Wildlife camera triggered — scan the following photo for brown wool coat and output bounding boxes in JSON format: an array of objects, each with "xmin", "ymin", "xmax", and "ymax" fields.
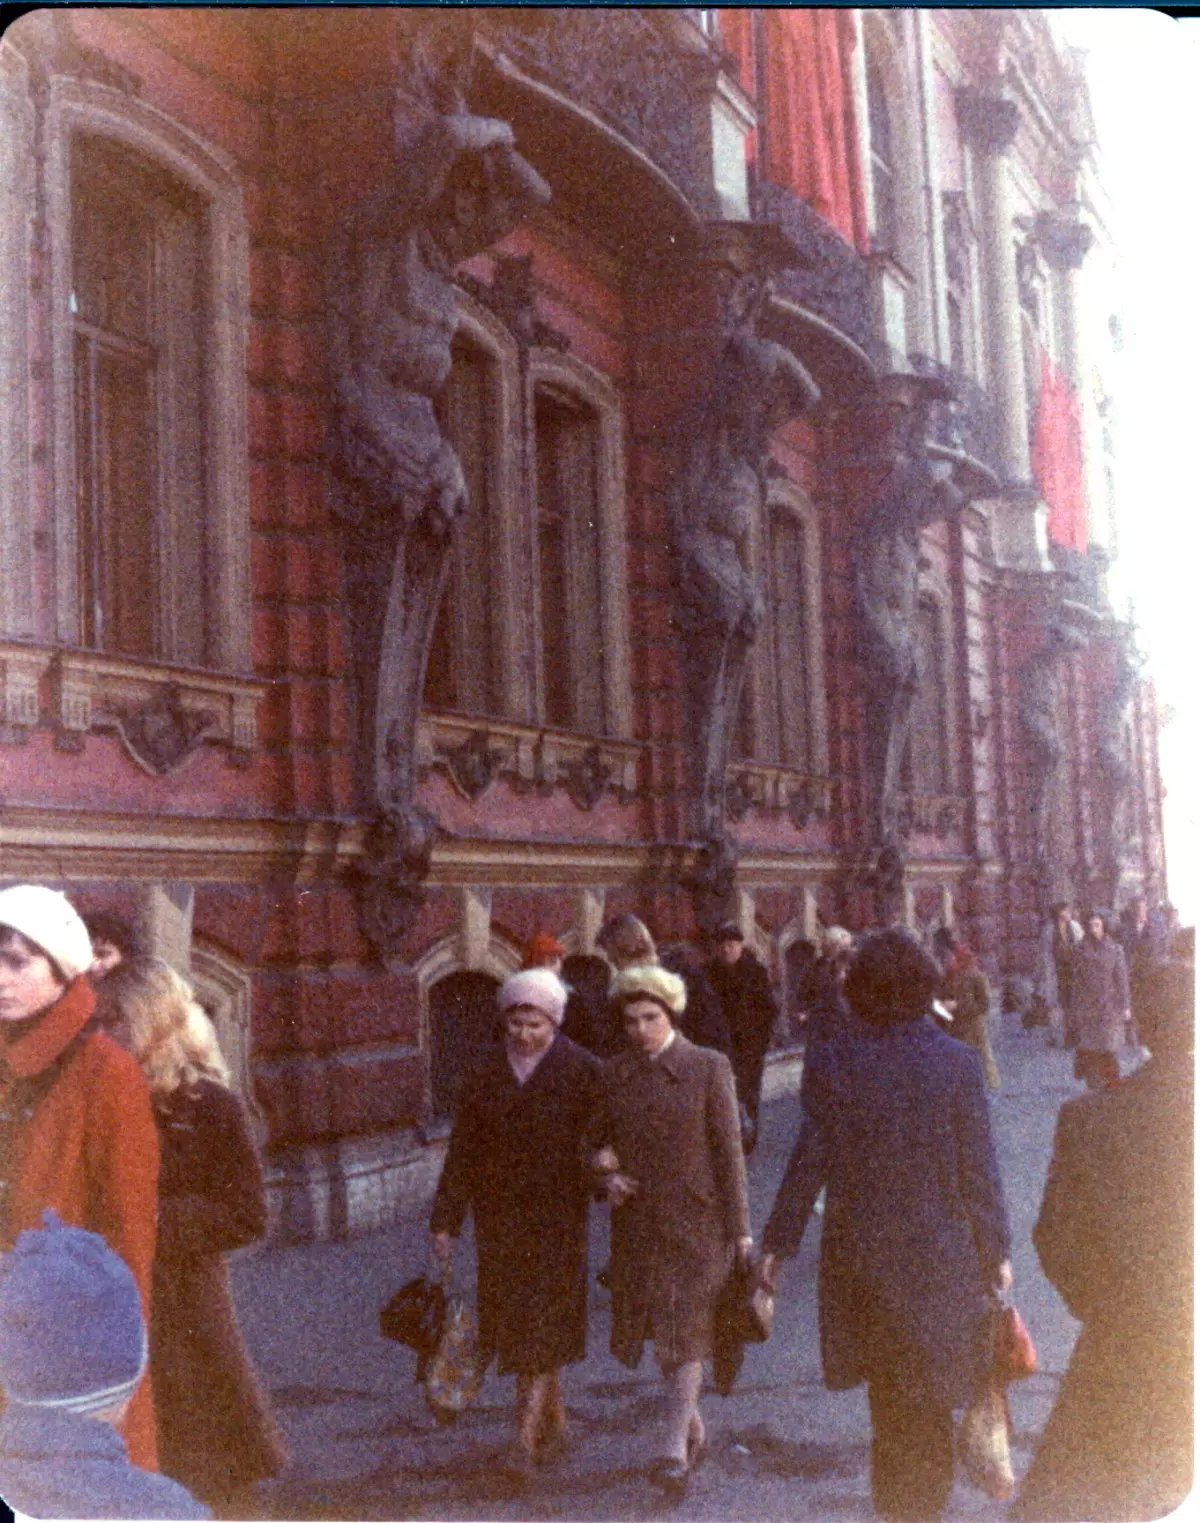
[
  {"xmin": 0, "ymin": 979, "xmax": 160, "ymax": 1470},
  {"xmin": 150, "ymin": 1078, "xmax": 286, "ymax": 1502},
  {"xmin": 590, "ymin": 1034, "xmax": 750, "ymax": 1368}
]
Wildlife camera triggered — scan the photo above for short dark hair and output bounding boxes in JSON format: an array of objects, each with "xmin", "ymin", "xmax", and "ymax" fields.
[
  {"xmin": 715, "ymin": 923, "xmax": 744, "ymax": 943},
  {"xmin": 844, "ymin": 929, "xmax": 940, "ymax": 1026},
  {"xmin": 81, "ymin": 913, "xmax": 136, "ymax": 958}
]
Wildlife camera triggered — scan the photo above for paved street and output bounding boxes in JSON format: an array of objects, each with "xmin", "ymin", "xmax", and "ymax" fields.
[{"xmin": 233, "ymin": 1012, "xmax": 1106, "ymax": 1522}]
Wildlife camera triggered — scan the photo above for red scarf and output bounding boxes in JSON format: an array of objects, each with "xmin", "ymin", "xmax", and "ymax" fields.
[{"xmin": 1, "ymin": 978, "xmax": 96, "ymax": 1085}]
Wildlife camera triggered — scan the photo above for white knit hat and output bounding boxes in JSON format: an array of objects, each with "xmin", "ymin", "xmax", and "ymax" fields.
[
  {"xmin": 0, "ymin": 886, "xmax": 94, "ymax": 981},
  {"xmin": 497, "ymin": 968, "xmax": 568, "ymax": 1026}
]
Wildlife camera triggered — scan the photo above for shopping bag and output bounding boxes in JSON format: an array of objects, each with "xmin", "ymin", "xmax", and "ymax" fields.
[
  {"xmin": 379, "ymin": 1275, "xmax": 446, "ymax": 1364},
  {"xmin": 424, "ymin": 1293, "xmax": 484, "ymax": 1421},
  {"xmin": 958, "ymin": 1376, "xmax": 1014, "ymax": 1500},
  {"xmin": 994, "ymin": 1298, "xmax": 1038, "ymax": 1381}
]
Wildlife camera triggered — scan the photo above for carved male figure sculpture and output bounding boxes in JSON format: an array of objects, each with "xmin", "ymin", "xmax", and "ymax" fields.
[{"xmin": 327, "ymin": 38, "xmax": 549, "ymax": 952}]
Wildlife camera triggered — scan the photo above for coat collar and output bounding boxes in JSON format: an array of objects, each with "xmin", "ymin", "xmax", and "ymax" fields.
[
  {"xmin": 1, "ymin": 979, "xmax": 96, "ymax": 1081},
  {"xmin": 648, "ymin": 1031, "xmax": 694, "ymax": 1081}
]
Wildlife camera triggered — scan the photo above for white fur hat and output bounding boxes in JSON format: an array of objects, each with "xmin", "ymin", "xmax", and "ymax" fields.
[
  {"xmin": 0, "ymin": 886, "xmax": 93, "ymax": 982},
  {"xmin": 497, "ymin": 968, "xmax": 568, "ymax": 1026}
]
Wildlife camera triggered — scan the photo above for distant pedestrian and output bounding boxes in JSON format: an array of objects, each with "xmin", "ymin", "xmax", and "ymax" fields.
[
  {"xmin": 1067, "ymin": 911, "xmax": 1131, "ymax": 1090},
  {"xmin": 761, "ymin": 929, "xmax": 1012, "ymax": 1523},
  {"xmin": 430, "ymin": 969, "xmax": 601, "ymax": 1490},
  {"xmin": 706, "ymin": 922, "xmax": 778, "ymax": 1151},
  {"xmin": 798, "ymin": 926, "xmax": 855, "ymax": 1065},
  {"xmin": 0, "ymin": 884, "xmax": 160, "ymax": 1470},
  {"xmin": 594, "ymin": 915, "xmax": 732, "ymax": 1059},
  {"xmin": 588, "ymin": 965, "xmax": 751, "ymax": 1502},
  {"xmin": 103, "ymin": 957, "xmax": 286, "ymax": 1513},
  {"xmin": 0, "ymin": 1211, "xmax": 209, "ymax": 1520},
  {"xmin": 1038, "ymin": 902, "xmax": 1082, "ymax": 1046},
  {"xmin": 522, "ymin": 932, "xmax": 597, "ymax": 1052},
  {"xmin": 932, "ymin": 927, "xmax": 1000, "ymax": 1091},
  {"xmin": 1013, "ymin": 958, "xmax": 1193, "ymax": 1521},
  {"xmin": 81, "ymin": 911, "xmax": 137, "ymax": 986}
]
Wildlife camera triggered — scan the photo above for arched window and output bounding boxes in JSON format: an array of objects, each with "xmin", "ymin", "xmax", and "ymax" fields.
[
  {"xmin": 736, "ymin": 485, "xmax": 828, "ymax": 775},
  {"xmin": 44, "ymin": 77, "xmax": 251, "ymax": 670},
  {"xmin": 528, "ymin": 350, "xmax": 631, "ymax": 739},
  {"xmin": 71, "ymin": 136, "xmax": 207, "ymax": 660}
]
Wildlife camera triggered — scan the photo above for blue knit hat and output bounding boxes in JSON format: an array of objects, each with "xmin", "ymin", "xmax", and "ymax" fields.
[{"xmin": 0, "ymin": 1210, "xmax": 147, "ymax": 1414}]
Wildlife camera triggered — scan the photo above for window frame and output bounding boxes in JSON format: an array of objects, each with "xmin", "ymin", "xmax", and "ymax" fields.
[
  {"xmin": 525, "ymin": 347, "xmax": 632, "ymax": 739},
  {"xmin": 43, "ymin": 76, "xmax": 251, "ymax": 672},
  {"xmin": 739, "ymin": 479, "xmax": 829, "ymax": 778},
  {"xmin": 902, "ymin": 577, "xmax": 962, "ymax": 805}
]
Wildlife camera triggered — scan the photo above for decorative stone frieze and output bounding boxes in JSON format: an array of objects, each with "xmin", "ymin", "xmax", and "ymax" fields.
[
  {"xmin": 417, "ymin": 711, "xmax": 642, "ymax": 810},
  {"xmin": 725, "ymin": 762, "xmax": 834, "ymax": 830},
  {"xmin": 1034, "ymin": 209, "xmax": 1093, "ymax": 272},
  {"xmin": 0, "ymin": 641, "xmax": 267, "ymax": 763},
  {"xmin": 954, "ymin": 89, "xmax": 1020, "ymax": 156}
]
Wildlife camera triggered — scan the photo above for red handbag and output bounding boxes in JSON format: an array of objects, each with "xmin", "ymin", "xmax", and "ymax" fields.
[{"xmin": 994, "ymin": 1297, "xmax": 1038, "ymax": 1381}]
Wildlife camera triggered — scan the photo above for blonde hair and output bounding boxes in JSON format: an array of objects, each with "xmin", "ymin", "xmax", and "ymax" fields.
[
  {"xmin": 100, "ymin": 955, "xmax": 230, "ymax": 1097},
  {"xmin": 611, "ymin": 964, "xmax": 687, "ymax": 1018}
]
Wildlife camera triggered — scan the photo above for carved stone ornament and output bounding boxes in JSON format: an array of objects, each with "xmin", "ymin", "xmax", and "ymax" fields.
[
  {"xmin": 326, "ymin": 25, "xmax": 550, "ymax": 960},
  {"xmin": 1018, "ymin": 614, "xmax": 1090, "ymax": 876},
  {"xmin": 438, "ymin": 728, "xmax": 505, "ymax": 801},
  {"xmin": 1015, "ymin": 234, "xmax": 1045, "ymax": 320},
  {"xmin": 681, "ymin": 833, "xmax": 740, "ymax": 939},
  {"xmin": 726, "ymin": 771, "xmax": 755, "ymax": 823},
  {"xmin": 111, "ymin": 684, "xmax": 217, "ymax": 777},
  {"xmin": 941, "ymin": 191, "xmax": 973, "ymax": 291},
  {"xmin": 852, "ymin": 372, "xmax": 964, "ymax": 891},
  {"xmin": 1034, "ymin": 209, "xmax": 1094, "ymax": 272},
  {"xmin": 564, "ymin": 745, "xmax": 613, "ymax": 812},
  {"xmin": 1093, "ymin": 628, "xmax": 1141, "ymax": 906},
  {"xmin": 670, "ymin": 222, "xmax": 819, "ymax": 927}
]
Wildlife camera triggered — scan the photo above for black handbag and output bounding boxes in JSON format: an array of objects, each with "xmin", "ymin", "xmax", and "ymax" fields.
[
  {"xmin": 379, "ymin": 1274, "xmax": 447, "ymax": 1381},
  {"xmin": 712, "ymin": 1258, "xmax": 775, "ymax": 1396}
]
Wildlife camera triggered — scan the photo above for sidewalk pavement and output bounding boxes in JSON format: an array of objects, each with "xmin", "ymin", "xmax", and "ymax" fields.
[{"xmin": 231, "ymin": 1015, "xmax": 1110, "ymax": 1522}]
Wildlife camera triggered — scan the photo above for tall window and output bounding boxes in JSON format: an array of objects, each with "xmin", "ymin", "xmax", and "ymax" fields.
[
  {"xmin": 904, "ymin": 596, "xmax": 951, "ymax": 797},
  {"xmin": 760, "ymin": 508, "xmax": 813, "ymax": 768},
  {"xmin": 71, "ymin": 135, "xmax": 207, "ymax": 662},
  {"xmin": 534, "ymin": 387, "xmax": 606, "ymax": 734},
  {"xmin": 867, "ymin": 62, "xmax": 899, "ymax": 256},
  {"xmin": 425, "ymin": 336, "xmax": 504, "ymax": 715}
]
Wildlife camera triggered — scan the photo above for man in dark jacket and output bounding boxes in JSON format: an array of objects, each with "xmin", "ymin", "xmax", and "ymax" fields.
[
  {"xmin": 706, "ymin": 923, "xmax": 778, "ymax": 1151},
  {"xmin": 1013, "ymin": 957, "xmax": 1192, "ymax": 1522}
]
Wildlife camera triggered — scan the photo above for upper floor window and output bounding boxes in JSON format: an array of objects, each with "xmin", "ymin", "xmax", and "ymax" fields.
[
  {"xmin": 72, "ymin": 135, "xmax": 208, "ymax": 661},
  {"xmin": 534, "ymin": 386, "xmax": 607, "ymax": 734},
  {"xmin": 735, "ymin": 485, "xmax": 828, "ymax": 775},
  {"xmin": 903, "ymin": 594, "xmax": 952, "ymax": 798},
  {"xmin": 866, "ymin": 62, "xmax": 899, "ymax": 256}
]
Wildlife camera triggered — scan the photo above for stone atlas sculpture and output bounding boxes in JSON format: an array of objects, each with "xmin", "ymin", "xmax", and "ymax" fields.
[{"xmin": 327, "ymin": 36, "xmax": 549, "ymax": 957}]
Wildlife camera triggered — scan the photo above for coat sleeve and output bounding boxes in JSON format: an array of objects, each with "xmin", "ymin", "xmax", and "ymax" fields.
[
  {"xmin": 86, "ymin": 1042, "xmax": 160, "ymax": 1310},
  {"xmin": 705, "ymin": 1051, "xmax": 751, "ymax": 1242},
  {"xmin": 157, "ymin": 1087, "xmax": 268, "ymax": 1258},
  {"xmin": 1113, "ymin": 944, "xmax": 1131, "ymax": 1012},
  {"xmin": 762, "ymin": 1046, "xmax": 831, "ymax": 1258},
  {"xmin": 1032, "ymin": 1101, "xmax": 1096, "ymax": 1319},
  {"xmin": 953, "ymin": 1051, "xmax": 1010, "ymax": 1276}
]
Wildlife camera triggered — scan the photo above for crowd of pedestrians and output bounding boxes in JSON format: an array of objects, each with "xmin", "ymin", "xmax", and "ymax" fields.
[{"xmin": 0, "ymin": 879, "xmax": 1190, "ymax": 1521}]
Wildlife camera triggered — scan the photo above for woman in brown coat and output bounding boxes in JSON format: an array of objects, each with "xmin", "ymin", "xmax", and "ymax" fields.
[
  {"xmin": 588, "ymin": 965, "xmax": 752, "ymax": 1500},
  {"xmin": 102, "ymin": 957, "xmax": 287, "ymax": 1514}
]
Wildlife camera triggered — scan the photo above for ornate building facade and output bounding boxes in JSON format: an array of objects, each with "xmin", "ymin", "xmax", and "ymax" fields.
[{"xmin": 0, "ymin": 9, "xmax": 1166, "ymax": 1237}]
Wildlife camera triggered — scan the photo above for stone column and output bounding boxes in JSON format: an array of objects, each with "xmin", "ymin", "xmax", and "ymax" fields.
[{"xmin": 136, "ymin": 884, "xmax": 195, "ymax": 976}]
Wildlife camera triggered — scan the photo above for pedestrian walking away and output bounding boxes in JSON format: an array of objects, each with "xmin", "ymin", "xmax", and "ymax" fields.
[
  {"xmin": 430, "ymin": 968, "xmax": 601, "ymax": 1491},
  {"xmin": 707, "ymin": 922, "xmax": 779, "ymax": 1151},
  {"xmin": 101, "ymin": 956, "xmax": 287, "ymax": 1514},
  {"xmin": 587, "ymin": 964, "xmax": 752, "ymax": 1502},
  {"xmin": 760, "ymin": 929, "xmax": 1012, "ymax": 1523},
  {"xmin": 932, "ymin": 926, "xmax": 1001, "ymax": 1091},
  {"xmin": 0, "ymin": 884, "xmax": 160, "ymax": 1471}
]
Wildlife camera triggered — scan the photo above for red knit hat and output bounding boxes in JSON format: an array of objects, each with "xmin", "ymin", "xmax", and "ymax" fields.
[{"xmin": 524, "ymin": 932, "xmax": 566, "ymax": 967}]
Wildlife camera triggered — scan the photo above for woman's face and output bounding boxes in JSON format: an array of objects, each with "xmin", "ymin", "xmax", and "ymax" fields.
[
  {"xmin": 504, "ymin": 1004, "xmax": 557, "ymax": 1057},
  {"xmin": 623, "ymin": 997, "xmax": 673, "ymax": 1055},
  {"xmin": 0, "ymin": 931, "xmax": 67, "ymax": 1023}
]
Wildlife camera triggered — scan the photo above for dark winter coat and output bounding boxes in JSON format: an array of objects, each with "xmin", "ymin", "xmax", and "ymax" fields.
[
  {"xmin": 707, "ymin": 952, "xmax": 778, "ymax": 1112},
  {"xmin": 0, "ymin": 1405, "xmax": 209, "ymax": 1520},
  {"xmin": 762, "ymin": 1014, "xmax": 1010, "ymax": 1409},
  {"xmin": 430, "ymin": 1034, "xmax": 601, "ymax": 1375},
  {"xmin": 589, "ymin": 1034, "xmax": 750, "ymax": 1368},
  {"xmin": 150, "ymin": 1079, "xmax": 286, "ymax": 1503},
  {"xmin": 1014, "ymin": 1057, "xmax": 1193, "ymax": 1522},
  {"xmin": 1068, "ymin": 935, "xmax": 1131, "ymax": 1053}
]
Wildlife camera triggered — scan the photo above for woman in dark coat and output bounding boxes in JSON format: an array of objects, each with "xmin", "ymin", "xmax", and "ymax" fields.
[
  {"xmin": 1068, "ymin": 910, "xmax": 1132, "ymax": 1089},
  {"xmin": 430, "ymin": 968, "xmax": 601, "ymax": 1487},
  {"xmin": 587, "ymin": 964, "xmax": 751, "ymax": 1500},
  {"xmin": 761, "ymin": 930, "xmax": 1011, "ymax": 1523},
  {"xmin": 103, "ymin": 955, "xmax": 286, "ymax": 1514}
]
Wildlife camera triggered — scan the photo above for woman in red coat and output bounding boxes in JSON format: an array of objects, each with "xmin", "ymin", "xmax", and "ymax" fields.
[{"xmin": 0, "ymin": 884, "xmax": 160, "ymax": 1470}]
